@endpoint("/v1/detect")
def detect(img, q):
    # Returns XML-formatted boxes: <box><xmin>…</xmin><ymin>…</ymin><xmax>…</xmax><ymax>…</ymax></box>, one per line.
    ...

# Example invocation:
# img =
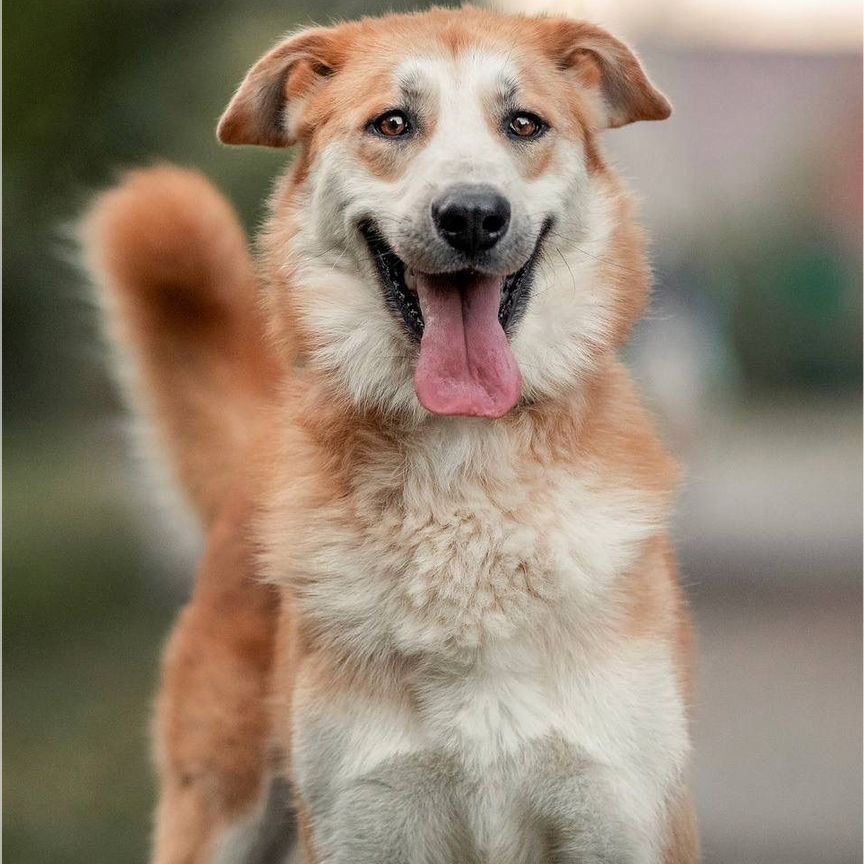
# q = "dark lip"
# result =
<box><xmin>359</xmin><ymin>220</ymin><xmax>552</xmax><ymax>341</ymax></box>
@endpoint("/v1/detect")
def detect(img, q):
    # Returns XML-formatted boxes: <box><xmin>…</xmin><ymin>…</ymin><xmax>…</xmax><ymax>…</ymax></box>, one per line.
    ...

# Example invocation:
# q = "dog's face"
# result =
<box><xmin>220</xmin><ymin>9</ymin><xmax>669</xmax><ymax>420</ymax></box>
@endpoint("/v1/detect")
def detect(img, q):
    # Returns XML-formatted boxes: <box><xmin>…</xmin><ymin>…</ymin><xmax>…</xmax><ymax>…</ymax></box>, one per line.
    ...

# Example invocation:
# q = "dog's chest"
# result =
<box><xmin>297</xmin><ymin>441</ymin><xmax>658</xmax><ymax>655</ymax></box>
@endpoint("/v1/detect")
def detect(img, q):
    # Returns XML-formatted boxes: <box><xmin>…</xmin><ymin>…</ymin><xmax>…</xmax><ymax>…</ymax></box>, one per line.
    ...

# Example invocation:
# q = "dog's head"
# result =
<box><xmin>219</xmin><ymin>9</ymin><xmax>670</xmax><ymax>420</ymax></box>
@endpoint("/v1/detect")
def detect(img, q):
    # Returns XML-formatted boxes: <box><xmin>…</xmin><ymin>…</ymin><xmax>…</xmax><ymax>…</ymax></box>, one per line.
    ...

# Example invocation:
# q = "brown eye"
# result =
<box><xmin>508</xmin><ymin>113</ymin><xmax>546</xmax><ymax>140</ymax></box>
<box><xmin>373</xmin><ymin>111</ymin><xmax>410</xmax><ymax>138</ymax></box>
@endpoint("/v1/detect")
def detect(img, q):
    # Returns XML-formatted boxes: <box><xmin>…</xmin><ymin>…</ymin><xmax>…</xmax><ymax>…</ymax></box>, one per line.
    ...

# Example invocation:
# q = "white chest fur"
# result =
<box><xmin>279</xmin><ymin>419</ymin><xmax>663</xmax><ymax>654</ymax></box>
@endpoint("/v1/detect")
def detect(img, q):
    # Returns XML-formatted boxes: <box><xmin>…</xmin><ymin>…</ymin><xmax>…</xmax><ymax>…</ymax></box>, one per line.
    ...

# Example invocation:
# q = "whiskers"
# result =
<box><xmin>547</xmin><ymin>228</ymin><xmax>646</xmax><ymax>279</ymax></box>
<box><xmin>556</xmin><ymin>246</ymin><xmax>578</xmax><ymax>298</ymax></box>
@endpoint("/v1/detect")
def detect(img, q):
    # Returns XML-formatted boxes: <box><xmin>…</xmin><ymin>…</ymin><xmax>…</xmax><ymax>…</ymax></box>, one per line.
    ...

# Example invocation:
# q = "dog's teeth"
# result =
<box><xmin>405</xmin><ymin>268</ymin><xmax>416</xmax><ymax>293</ymax></box>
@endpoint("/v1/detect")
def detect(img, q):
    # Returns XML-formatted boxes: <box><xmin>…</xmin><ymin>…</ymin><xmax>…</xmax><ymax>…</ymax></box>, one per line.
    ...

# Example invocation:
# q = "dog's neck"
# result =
<box><xmin>279</xmin><ymin>354</ymin><xmax>671</xmax><ymax>495</ymax></box>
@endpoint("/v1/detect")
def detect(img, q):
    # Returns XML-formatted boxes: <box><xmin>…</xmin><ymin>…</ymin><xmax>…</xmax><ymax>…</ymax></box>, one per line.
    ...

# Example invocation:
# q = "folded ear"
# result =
<box><xmin>217</xmin><ymin>27</ymin><xmax>346</xmax><ymax>147</ymax></box>
<box><xmin>541</xmin><ymin>20</ymin><xmax>671</xmax><ymax>129</ymax></box>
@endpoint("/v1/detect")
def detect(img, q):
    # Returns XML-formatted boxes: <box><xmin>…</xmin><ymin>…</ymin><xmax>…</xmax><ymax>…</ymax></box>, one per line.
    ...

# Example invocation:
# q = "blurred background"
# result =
<box><xmin>4</xmin><ymin>0</ymin><xmax>861</xmax><ymax>862</ymax></box>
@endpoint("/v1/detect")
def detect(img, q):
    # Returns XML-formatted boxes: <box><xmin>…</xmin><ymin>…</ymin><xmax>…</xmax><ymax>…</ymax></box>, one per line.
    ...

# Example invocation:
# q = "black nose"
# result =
<box><xmin>432</xmin><ymin>185</ymin><xmax>511</xmax><ymax>256</ymax></box>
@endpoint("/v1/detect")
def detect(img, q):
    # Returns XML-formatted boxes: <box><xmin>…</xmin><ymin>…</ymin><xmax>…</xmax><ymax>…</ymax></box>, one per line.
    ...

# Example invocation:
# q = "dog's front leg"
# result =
<box><xmin>335</xmin><ymin>754</ymin><xmax>482</xmax><ymax>864</ymax></box>
<box><xmin>289</xmin><ymin>663</ymin><xmax>480</xmax><ymax>864</ymax></box>
<box><xmin>296</xmin><ymin>752</ymin><xmax>480</xmax><ymax>864</ymax></box>
<box><xmin>151</xmin><ymin>495</ymin><xmax>280</xmax><ymax>864</ymax></box>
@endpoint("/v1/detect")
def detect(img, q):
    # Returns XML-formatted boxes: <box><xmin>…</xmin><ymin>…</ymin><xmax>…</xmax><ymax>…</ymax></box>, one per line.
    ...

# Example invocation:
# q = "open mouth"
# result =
<box><xmin>359</xmin><ymin>220</ymin><xmax>550</xmax><ymax>419</ymax></box>
<box><xmin>359</xmin><ymin>221</ymin><xmax>550</xmax><ymax>340</ymax></box>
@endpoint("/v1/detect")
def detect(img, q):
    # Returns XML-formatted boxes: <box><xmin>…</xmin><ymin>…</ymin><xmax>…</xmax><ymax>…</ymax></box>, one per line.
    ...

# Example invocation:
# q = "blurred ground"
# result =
<box><xmin>677</xmin><ymin>404</ymin><xmax>862</xmax><ymax>864</ymax></box>
<box><xmin>4</xmin><ymin>426</ymin><xmax>175</xmax><ymax>864</ymax></box>
<box><xmin>695</xmin><ymin>592</ymin><xmax>861</xmax><ymax>864</ymax></box>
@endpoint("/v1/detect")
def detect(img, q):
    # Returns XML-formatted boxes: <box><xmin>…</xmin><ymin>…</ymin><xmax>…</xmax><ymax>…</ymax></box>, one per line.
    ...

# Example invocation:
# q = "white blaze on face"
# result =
<box><xmin>395</xmin><ymin>54</ymin><xmax>518</xmax><ymax>213</ymax></box>
<box><xmin>387</xmin><ymin>52</ymin><xmax>544</xmax><ymax>273</ymax></box>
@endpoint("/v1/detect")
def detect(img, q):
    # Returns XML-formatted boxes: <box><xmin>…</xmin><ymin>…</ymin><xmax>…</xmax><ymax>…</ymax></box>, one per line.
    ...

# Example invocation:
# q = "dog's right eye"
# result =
<box><xmin>370</xmin><ymin>111</ymin><xmax>411</xmax><ymax>138</ymax></box>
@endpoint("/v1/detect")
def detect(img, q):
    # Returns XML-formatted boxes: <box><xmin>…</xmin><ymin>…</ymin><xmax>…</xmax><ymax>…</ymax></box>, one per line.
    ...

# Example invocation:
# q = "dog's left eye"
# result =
<box><xmin>371</xmin><ymin>110</ymin><xmax>411</xmax><ymax>138</ymax></box>
<box><xmin>507</xmin><ymin>112</ymin><xmax>547</xmax><ymax>140</ymax></box>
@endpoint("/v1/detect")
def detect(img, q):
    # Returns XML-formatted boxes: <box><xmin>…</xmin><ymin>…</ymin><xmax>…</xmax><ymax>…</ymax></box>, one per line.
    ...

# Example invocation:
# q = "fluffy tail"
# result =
<box><xmin>81</xmin><ymin>165</ymin><xmax>277</xmax><ymax>526</ymax></box>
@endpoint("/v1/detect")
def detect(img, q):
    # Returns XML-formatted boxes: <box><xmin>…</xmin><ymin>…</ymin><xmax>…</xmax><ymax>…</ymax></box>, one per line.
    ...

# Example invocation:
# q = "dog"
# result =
<box><xmin>82</xmin><ymin>7</ymin><xmax>699</xmax><ymax>863</ymax></box>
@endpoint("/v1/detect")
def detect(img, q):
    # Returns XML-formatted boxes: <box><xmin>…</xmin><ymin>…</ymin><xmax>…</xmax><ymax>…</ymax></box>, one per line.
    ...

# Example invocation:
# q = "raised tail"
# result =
<box><xmin>81</xmin><ymin>165</ymin><xmax>278</xmax><ymax>526</ymax></box>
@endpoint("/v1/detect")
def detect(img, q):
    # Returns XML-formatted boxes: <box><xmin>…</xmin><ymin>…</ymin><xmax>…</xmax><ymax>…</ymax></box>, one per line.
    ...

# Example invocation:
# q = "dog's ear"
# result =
<box><xmin>218</xmin><ymin>27</ymin><xmax>346</xmax><ymax>147</ymax></box>
<box><xmin>541</xmin><ymin>20</ymin><xmax>671</xmax><ymax>129</ymax></box>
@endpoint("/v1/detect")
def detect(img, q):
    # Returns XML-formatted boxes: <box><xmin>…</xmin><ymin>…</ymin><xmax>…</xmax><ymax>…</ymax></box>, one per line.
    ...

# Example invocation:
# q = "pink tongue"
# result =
<box><xmin>414</xmin><ymin>272</ymin><xmax>522</xmax><ymax>418</ymax></box>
